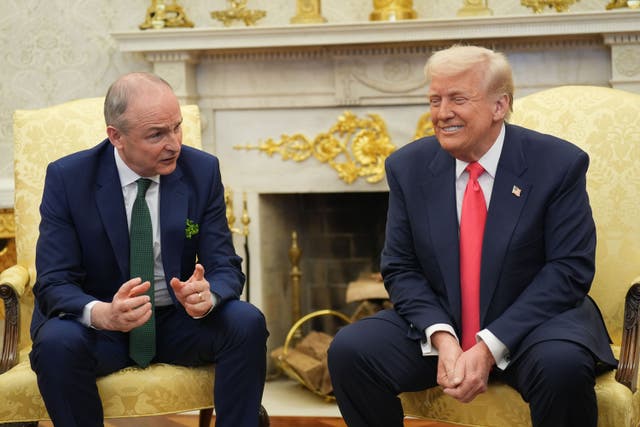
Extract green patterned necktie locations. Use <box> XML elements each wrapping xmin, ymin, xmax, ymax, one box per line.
<box><xmin>128</xmin><ymin>178</ymin><xmax>156</xmax><ymax>368</ymax></box>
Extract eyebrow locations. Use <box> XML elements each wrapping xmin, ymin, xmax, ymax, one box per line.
<box><xmin>146</xmin><ymin>118</ymin><xmax>183</xmax><ymax>132</ymax></box>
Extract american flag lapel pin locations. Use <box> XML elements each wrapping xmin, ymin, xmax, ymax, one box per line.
<box><xmin>512</xmin><ymin>185</ymin><xmax>522</xmax><ymax>197</ymax></box>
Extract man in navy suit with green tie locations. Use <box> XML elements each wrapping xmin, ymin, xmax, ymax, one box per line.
<box><xmin>30</xmin><ymin>72</ymin><xmax>268</xmax><ymax>426</ymax></box>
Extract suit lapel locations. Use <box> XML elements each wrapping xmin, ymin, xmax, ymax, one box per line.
<box><xmin>480</xmin><ymin>125</ymin><xmax>530</xmax><ymax>323</ymax></box>
<box><xmin>95</xmin><ymin>143</ymin><xmax>129</xmax><ymax>279</ymax></box>
<box><xmin>159</xmin><ymin>166</ymin><xmax>188</xmax><ymax>283</ymax></box>
<box><xmin>422</xmin><ymin>149</ymin><xmax>462</xmax><ymax>323</ymax></box>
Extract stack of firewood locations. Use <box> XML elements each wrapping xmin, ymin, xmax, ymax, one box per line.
<box><xmin>271</xmin><ymin>331</ymin><xmax>334</xmax><ymax>396</ymax></box>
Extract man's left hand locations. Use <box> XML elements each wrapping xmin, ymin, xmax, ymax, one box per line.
<box><xmin>442</xmin><ymin>340</ymin><xmax>495</xmax><ymax>403</ymax></box>
<box><xmin>169</xmin><ymin>263</ymin><xmax>213</xmax><ymax>318</ymax></box>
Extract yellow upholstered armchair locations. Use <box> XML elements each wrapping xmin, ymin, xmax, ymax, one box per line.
<box><xmin>401</xmin><ymin>85</ymin><xmax>640</xmax><ymax>427</ymax></box>
<box><xmin>0</xmin><ymin>98</ymin><xmax>268</xmax><ymax>426</ymax></box>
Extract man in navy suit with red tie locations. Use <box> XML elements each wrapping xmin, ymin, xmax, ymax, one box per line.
<box><xmin>29</xmin><ymin>72</ymin><xmax>268</xmax><ymax>426</ymax></box>
<box><xmin>328</xmin><ymin>45</ymin><xmax>617</xmax><ymax>427</ymax></box>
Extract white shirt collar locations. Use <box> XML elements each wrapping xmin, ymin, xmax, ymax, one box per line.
<box><xmin>455</xmin><ymin>123</ymin><xmax>505</xmax><ymax>180</ymax></box>
<box><xmin>113</xmin><ymin>146</ymin><xmax>160</xmax><ymax>188</ymax></box>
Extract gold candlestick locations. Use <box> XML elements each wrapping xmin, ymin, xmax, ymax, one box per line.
<box><xmin>291</xmin><ymin>0</ymin><xmax>327</xmax><ymax>24</ymax></box>
<box><xmin>457</xmin><ymin>0</ymin><xmax>493</xmax><ymax>16</ymax></box>
<box><xmin>211</xmin><ymin>0</ymin><xmax>266</xmax><ymax>27</ymax></box>
<box><xmin>606</xmin><ymin>0</ymin><xmax>637</xmax><ymax>8</ymax></box>
<box><xmin>521</xmin><ymin>0</ymin><xmax>578</xmax><ymax>13</ymax></box>
<box><xmin>225</xmin><ymin>189</ymin><xmax>250</xmax><ymax>237</ymax></box>
<box><xmin>139</xmin><ymin>0</ymin><xmax>194</xmax><ymax>30</ymax></box>
<box><xmin>370</xmin><ymin>0</ymin><xmax>417</xmax><ymax>21</ymax></box>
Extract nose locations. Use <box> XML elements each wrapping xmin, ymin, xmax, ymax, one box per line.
<box><xmin>165</xmin><ymin>128</ymin><xmax>182</xmax><ymax>152</ymax></box>
<box><xmin>436</xmin><ymin>99</ymin><xmax>455</xmax><ymax>120</ymax></box>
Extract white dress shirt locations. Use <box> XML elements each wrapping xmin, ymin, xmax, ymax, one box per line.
<box><xmin>80</xmin><ymin>147</ymin><xmax>172</xmax><ymax>326</ymax></box>
<box><xmin>420</xmin><ymin>124</ymin><xmax>510</xmax><ymax>370</ymax></box>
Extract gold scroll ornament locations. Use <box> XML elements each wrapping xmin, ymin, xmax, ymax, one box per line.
<box><xmin>370</xmin><ymin>0</ymin><xmax>417</xmax><ymax>21</ymax></box>
<box><xmin>521</xmin><ymin>0</ymin><xmax>579</xmax><ymax>13</ymax></box>
<box><xmin>291</xmin><ymin>0</ymin><xmax>327</xmax><ymax>24</ymax></box>
<box><xmin>211</xmin><ymin>0</ymin><xmax>266</xmax><ymax>27</ymax></box>
<box><xmin>139</xmin><ymin>0</ymin><xmax>194</xmax><ymax>30</ymax></box>
<box><xmin>234</xmin><ymin>112</ymin><xmax>397</xmax><ymax>185</ymax></box>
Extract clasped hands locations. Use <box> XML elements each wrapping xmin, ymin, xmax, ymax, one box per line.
<box><xmin>432</xmin><ymin>331</ymin><xmax>495</xmax><ymax>403</ymax></box>
<box><xmin>91</xmin><ymin>263</ymin><xmax>213</xmax><ymax>331</ymax></box>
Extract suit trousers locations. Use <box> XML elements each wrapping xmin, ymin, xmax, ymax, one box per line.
<box><xmin>327</xmin><ymin>309</ymin><xmax>599</xmax><ymax>427</ymax></box>
<box><xmin>30</xmin><ymin>299</ymin><xmax>268</xmax><ymax>427</ymax></box>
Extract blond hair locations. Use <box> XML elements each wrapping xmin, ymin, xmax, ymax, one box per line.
<box><xmin>424</xmin><ymin>45</ymin><xmax>514</xmax><ymax>119</ymax></box>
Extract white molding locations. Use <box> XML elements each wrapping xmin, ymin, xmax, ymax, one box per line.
<box><xmin>112</xmin><ymin>10</ymin><xmax>640</xmax><ymax>53</ymax></box>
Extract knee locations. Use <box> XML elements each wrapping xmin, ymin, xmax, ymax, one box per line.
<box><xmin>527</xmin><ymin>343</ymin><xmax>595</xmax><ymax>395</ymax></box>
<box><xmin>31</xmin><ymin>318</ymin><xmax>92</xmax><ymax>372</ymax></box>
<box><xmin>328</xmin><ymin>323</ymin><xmax>372</xmax><ymax>376</ymax></box>
<box><xmin>218</xmin><ymin>300</ymin><xmax>268</xmax><ymax>346</ymax></box>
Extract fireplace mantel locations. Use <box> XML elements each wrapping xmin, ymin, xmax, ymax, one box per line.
<box><xmin>113</xmin><ymin>10</ymin><xmax>638</xmax><ymax>52</ymax></box>
<box><xmin>112</xmin><ymin>9</ymin><xmax>640</xmax><ymax>105</ymax></box>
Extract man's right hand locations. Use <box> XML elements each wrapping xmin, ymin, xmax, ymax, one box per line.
<box><xmin>433</xmin><ymin>331</ymin><xmax>464</xmax><ymax>389</ymax></box>
<box><xmin>89</xmin><ymin>278</ymin><xmax>153</xmax><ymax>331</ymax></box>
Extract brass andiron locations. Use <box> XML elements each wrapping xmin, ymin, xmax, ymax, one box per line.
<box><xmin>211</xmin><ymin>0</ymin><xmax>266</xmax><ymax>27</ymax></box>
<box><xmin>291</xmin><ymin>0</ymin><xmax>327</xmax><ymax>24</ymax></box>
<box><xmin>289</xmin><ymin>231</ymin><xmax>303</xmax><ymax>339</ymax></box>
<box><xmin>139</xmin><ymin>0</ymin><xmax>194</xmax><ymax>30</ymax></box>
<box><xmin>370</xmin><ymin>0</ymin><xmax>417</xmax><ymax>21</ymax></box>
<box><xmin>521</xmin><ymin>0</ymin><xmax>579</xmax><ymax>13</ymax></box>
<box><xmin>234</xmin><ymin>111</ymin><xmax>397</xmax><ymax>185</ymax></box>
<box><xmin>457</xmin><ymin>0</ymin><xmax>493</xmax><ymax>16</ymax></box>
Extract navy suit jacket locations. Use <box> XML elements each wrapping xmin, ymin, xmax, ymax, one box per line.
<box><xmin>31</xmin><ymin>139</ymin><xmax>244</xmax><ymax>339</ymax></box>
<box><xmin>381</xmin><ymin>123</ymin><xmax>616</xmax><ymax>366</ymax></box>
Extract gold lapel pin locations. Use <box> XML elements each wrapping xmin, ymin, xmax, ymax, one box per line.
<box><xmin>512</xmin><ymin>185</ymin><xmax>522</xmax><ymax>197</ymax></box>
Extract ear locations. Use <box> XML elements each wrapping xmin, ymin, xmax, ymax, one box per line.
<box><xmin>106</xmin><ymin>125</ymin><xmax>122</xmax><ymax>149</ymax></box>
<box><xmin>493</xmin><ymin>94</ymin><xmax>509</xmax><ymax>121</ymax></box>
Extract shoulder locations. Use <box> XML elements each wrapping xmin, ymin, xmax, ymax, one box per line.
<box><xmin>387</xmin><ymin>135</ymin><xmax>442</xmax><ymax>168</ymax></box>
<box><xmin>48</xmin><ymin>139</ymin><xmax>112</xmax><ymax>174</ymax></box>
<box><xmin>175</xmin><ymin>146</ymin><xmax>222</xmax><ymax>187</ymax></box>
<box><xmin>177</xmin><ymin>145</ymin><xmax>219</xmax><ymax>168</ymax></box>
<box><xmin>506</xmin><ymin>123</ymin><xmax>586</xmax><ymax>159</ymax></box>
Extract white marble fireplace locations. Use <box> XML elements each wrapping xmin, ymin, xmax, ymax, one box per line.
<box><xmin>112</xmin><ymin>9</ymin><xmax>640</xmax><ymax>356</ymax></box>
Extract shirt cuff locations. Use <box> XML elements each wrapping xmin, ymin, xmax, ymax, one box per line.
<box><xmin>81</xmin><ymin>300</ymin><xmax>99</xmax><ymax>328</ymax></box>
<box><xmin>191</xmin><ymin>292</ymin><xmax>218</xmax><ymax>319</ymax></box>
<box><xmin>421</xmin><ymin>323</ymin><xmax>458</xmax><ymax>356</ymax></box>
<box><xmin>477</xmin><ymin>329</ymin><xmax>511</xmax><ymax>370</ymax></box>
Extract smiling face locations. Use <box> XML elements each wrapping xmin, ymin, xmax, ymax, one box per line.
<box><xmin>107</xmin><ymin>79</ymin><xmax>183</xmax><ymax>177</ymax></box>
<box><xmin>428</xmin><ymin>67</ymin><xmax>508</xmax><ymax>163</ymax></box>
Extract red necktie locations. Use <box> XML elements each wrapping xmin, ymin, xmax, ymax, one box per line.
<box><xmin>459</xmin><ymin>162</ymin><xmax>487</xmax><ymax>351</ymax></box>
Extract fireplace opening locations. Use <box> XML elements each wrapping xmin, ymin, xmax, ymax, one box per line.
<box><xmin>259</xmin><ymin>191</ymin><xmax>389</xmax><ymax>360</ymax></box>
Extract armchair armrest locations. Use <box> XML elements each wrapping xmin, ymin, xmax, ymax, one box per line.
<box><xmin>0</xmin><ymin>264</ymin><xmax>29</xmax><ymax>374</ymax></box>
<box><xmin>615</xmin><ymin>277</ymin><xmax>640</xmax><ymax>392</ymax></box>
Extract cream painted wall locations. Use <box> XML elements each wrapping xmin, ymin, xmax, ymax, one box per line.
<box><xmin>0</xmin><ymin>0</ymin><xmax>610</xmax><ymax>206</ymax></box>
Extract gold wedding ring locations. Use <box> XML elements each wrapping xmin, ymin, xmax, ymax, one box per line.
<box><xmin>197</xmin><ymin>291</ymin><xmax>203</xmax><ymax>302</ymax></box>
